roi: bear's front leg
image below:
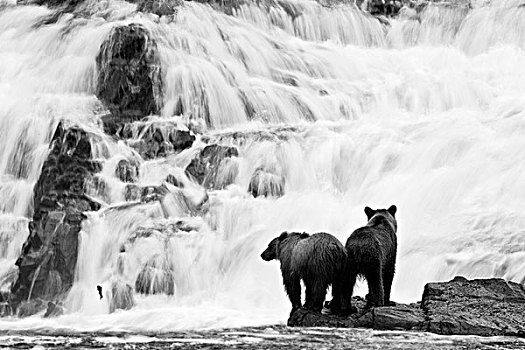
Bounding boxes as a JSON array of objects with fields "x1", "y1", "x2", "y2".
[
  {"x1": 284, "y1": 275, "x2": 302, "y2": 314},
  {"x1": 304, "y1": 281, "x2": 327, "y2": 313}
]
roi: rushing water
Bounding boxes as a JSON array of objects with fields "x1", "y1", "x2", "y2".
[{"x1": 0, "y1": 0, "x2": 525, "y2": 332}]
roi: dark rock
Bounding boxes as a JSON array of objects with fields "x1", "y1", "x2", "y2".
[
  {"x1": 17, "y1": 0, "x2": 83, "y2": 11},
  {"x1": 134, "y1": 0, "x2": 183, "y2": 16},
  {"x1": 0, "y1": 302, "x2": 12, "y2": 317},
  {"x1": 96, "y1": 24, "x2": 162, "y2": 135},
  {"x1": 109, "y1": 280, "x2": 135, "y2": 313},
  {"x1": 288, "y1": 277, "x2": 525, "y2": 337},
  {"x1": 135, "y1": 256, "x2": 175, "y2": 295},
  {"x1": 9, "y1": 123, "x2": 101, "y2": 313},
  {"x1": 364, "y1": 0, "x2": 403, "y2": 16},
  {"x1": 166, "y1": 174, "x2": 184, "y2": 188},
  {"x1": 124, "y1": 184, "x2": 169, "y2": 202},
  {"x1": 115, "y1": 159, "x2": 140, "y2": 183},
  {"x1": 248, "y1": 167, "x2": 285, "y2": 198},
  {"x1": 44, "y1": 301, "x2": 64, "y2": 317},
  {"x1": 17, "y1": 298, "x2": 46, "y2": 317},
  {"x1": 120, "y1": 121, "x2": 195, "y2": 159},
  {"x1": 288, "y1": 307, "x2": 357, "y2": 328},
  {"x1": 422, "y1": 277, "x2": 525, "y2": 337},
  {"x1": 185, "y1": 144, "x2": 239, "y2": 189}
]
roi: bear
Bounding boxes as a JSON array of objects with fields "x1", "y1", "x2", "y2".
[
  {"x1": 344, "y1": 205, "x2": 397, "y2": 309},
  {"x1": 261, "y1": 231, "x2": 348, "y2": 315}
]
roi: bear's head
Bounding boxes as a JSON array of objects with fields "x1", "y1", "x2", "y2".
[
  {"x1": 260, "y1": 232, "x2": 289, "y2": 261},
  {"x1": 364, "y1": 205, "x2": 397, "y2": 231}
]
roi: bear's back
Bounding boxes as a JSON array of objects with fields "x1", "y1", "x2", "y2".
[{"x1": 291, "y1": 232, "x2": 346, "y2": 280}]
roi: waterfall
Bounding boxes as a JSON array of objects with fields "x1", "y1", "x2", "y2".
[{"x1": 0, "y1": 0, "x2": 524, "y2": 332}]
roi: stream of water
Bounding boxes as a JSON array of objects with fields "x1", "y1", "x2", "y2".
[{"x1": 0, "y1": 0, "x2": 524, "y2": 332}]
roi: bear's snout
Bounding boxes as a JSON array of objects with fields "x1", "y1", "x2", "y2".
[{"x1": 261, "y1": 250, "x2": 274, "y2": 261}]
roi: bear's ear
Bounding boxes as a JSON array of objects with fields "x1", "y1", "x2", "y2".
[
  {"x1": 364, "y1": 206, "x2": 375, "y2": 219},
  {"x1": 388, "y1": 205, "x2": 397, "y2": 217},
  {"x1": 278, "y1": 232, "x2": 288, "y2": 241},
  {"x1": 299, "y1": 233, "x2": 309, "y2": 239}
]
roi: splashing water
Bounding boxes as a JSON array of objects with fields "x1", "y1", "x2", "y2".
[{"x1": 0, "y1": 0, "x2": 525, "y2": 332}]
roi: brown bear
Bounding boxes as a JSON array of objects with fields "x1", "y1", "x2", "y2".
[
  {"x1": 344, "y1": 205, "x2": 397, "y2": 309},
  {"x1": 261, "y1": 232, "x2": 348, "y2": 315}
]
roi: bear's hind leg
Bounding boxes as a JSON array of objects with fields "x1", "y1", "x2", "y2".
[
  {"x1": 383, "y1": 266, "x2": 395, "y2": 306},
  {"x1": 304, "y1": 281, "x2": 328, "y2": 313},
  {"x1": 365, "y1": 267, "x2": 384, "y2": 307}
]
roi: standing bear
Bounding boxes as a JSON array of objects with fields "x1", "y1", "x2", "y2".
[
  {"x1": 261, "y1": 232, "x2": 348, "y2": 315},
  {"x1": 345, "y1": 205, "x2": 397, "y2": 309}
]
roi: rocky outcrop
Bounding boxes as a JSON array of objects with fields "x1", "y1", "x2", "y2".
[
  {"x1": 288, "y1": 277, "x2": 525, "y2": 337},
  {"x1": 422, "y1": 276, "x2": 525, "y2": 336},
  {"x1": 185, "y1": 145, "x2": 239, "y2": 190},
  {"x1": 120, "y1": 120, "x2": 195, "y2": 159},
  {"x1": 8, "y1": 123, "x2": 101, "y2": 316},
  {"x1": 96, "y1": 24, "x2": 162, "y2": 135}
]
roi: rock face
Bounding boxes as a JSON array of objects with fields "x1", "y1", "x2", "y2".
[
  {"x1": 185, "y1": 145, "x2": 239, "y2": 190},
  {"x1": 120, "y1": 121, "x2": 195, "y2": 159},
  {"x1": 289, "y1": 277, "x2": 525, "y2": 337},
  {"x1": 96, "y1": 24, "x2": 162, "y2": 135},
  {"x1": 9, "y1": 123, "x2": 101, "y2": 316}
]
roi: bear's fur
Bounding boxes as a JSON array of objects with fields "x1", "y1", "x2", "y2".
[
  {"x1": 344, "y1": 205, "x2": 397, "y2": 308},
  {"x1": 261, "y1": 232, "x2": 348, "y2": 314}
]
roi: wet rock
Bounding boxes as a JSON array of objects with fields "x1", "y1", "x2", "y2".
[
  {"x1": 17, "y1": 0, "x2": 83, "y2": 10},
  {"x1": 120, "y1": 121, "x2": 195, "y2": 159},
  {"x1": 115, "y1": 159, "x2": 140, "y2": 183},
  {"x1": 288, "y1": 307, "x2": 357, "y2": 328},
  {"x1": 109, "y1": 280, "x2": 135, "y2": 313},
  {"x1": 134, "y1": 0, "x2": 183, "y2": 16},
  {"x1": 362, "y1": 0, "x2": 404, "y2": 16},
  {"x1": 17, "y1": 298, "x2": 46, "y2": 317},
  {"x1": 9, "y1": 123, "x2": 101, "y2": 313},
  {"x1": 96, "y1": 24, "x2": 162, "y2": 135},
  {"x1": 185, "y1": 144, "x2": 239, "y2": 189},
  {"x1": 248, "y1": 167, "x2": 285, "y2": 198},
  {"x1": 0, "y1": 302, "x2": 11, "y2": 317},
  {"x1": 135, "y1": 255, "x2": 175, "y2": 295},
  {"x1": 124, "y1": 184, "x2": 169, "y2": 202},
  {"x1": 44, "y1": 301, "x2": 64, "y2": 317},
  {"x1": 289, "y1": 277, "x2": 525, "y2": 337},
  {"x1": 166, "y1": 174, "x2": 184, "y2": 188}
]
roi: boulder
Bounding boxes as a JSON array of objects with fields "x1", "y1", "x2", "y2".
[
  {"x1": 109, "y1": 280, "x2": 135, "y2": 313},
  {"x1": 248, "y1": 167, "x2": 285, "y2": 198},
  {"x1": 115, "y1": 158, "x2": 140, "y2": 183},
  {"x1": 9, "y1": 123, "x2": 101, "y2": 315},
  {"x1": 422, "y1": 276, "x2": 525, "y2": 337},
  {"x1": 124, "y1": 184, "x2": 169, "y2": 202},
  {"x1": 120, "y1": 121, "x2": 195, "y2": 159},
  {"x1": 96, "y1": 24, "x2": 162, "y2": 135},
  {"x1": 135, "y1": 255, "x2": 175, "y2": 295},
  {"x1": 288, "y1": 277, "x2": 525, "y2": 337},
  {"x1": 134, "y1": 0, "x2": 183, "y2": 16},
  {"x1": 185, "y1": 144, "x2": 239, "y2": 189}
]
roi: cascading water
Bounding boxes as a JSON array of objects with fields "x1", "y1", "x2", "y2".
[{"x1": 0, "y1": 0, "x2": 524, "y2": 333}]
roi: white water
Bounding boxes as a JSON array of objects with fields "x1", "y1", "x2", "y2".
[{"x1": 0, "y1": 0, "x2": 525, "y2": 332}]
